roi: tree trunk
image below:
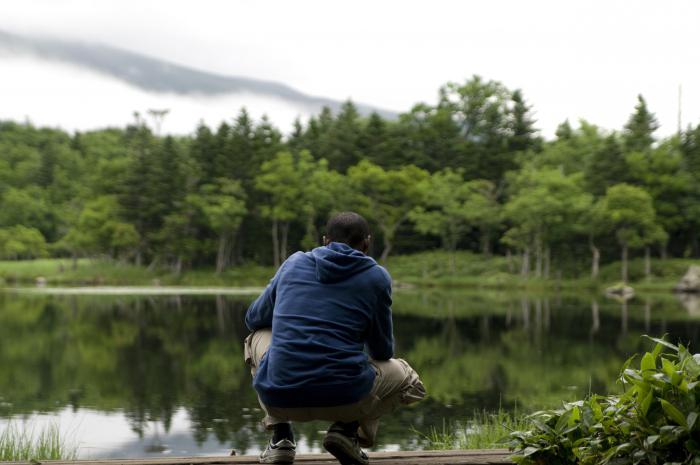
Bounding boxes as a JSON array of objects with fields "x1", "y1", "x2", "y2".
[
  {"x1": 521, "y1": 247, "x2": 530, "y2": 278},
  {"x1": 174, "y1": 255, "x2": 183, "y2": 277},
  {"x1": 535, "y1": 235, "x2": 543, "y2": 278},
  {"x1": 621, "y1": 243, "x2": 629, "y2": 284},
  {"x1": 481, "y1": 233, "x2": 491, "y2": 256},
  {"x1": 280, "y1": 222, "x2": 290, "y2": 263},
  {"x1": 506, "y1": 249, "x2": 514, "y2": 274},
  {"x1": 590, "y1": 299, "x2": 600, "y2": 336},
  {"x1": 380, "y1": 235, "x2": 393, "y2": 263},
  {"x1": 644, "y1": 246, "x2": 651, "y2": 281},
  {"x1": 216, "y1": 233, "x2": 228, "y2": 273},
  {"x1": 543, "y1": 247, "x2": 551, "y2": 279},
  {"x1": 590, "y1": 241, "x2": 600, "y2": 279},
  {"x1": 271, "y1": 219, "x2": 280, "y2": 268}
]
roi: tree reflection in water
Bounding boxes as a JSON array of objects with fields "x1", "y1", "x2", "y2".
[{"x1": 0, "y1": 290, "x2": 699, "y2": 455}]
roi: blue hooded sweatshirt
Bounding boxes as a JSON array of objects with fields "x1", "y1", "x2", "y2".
[{"x1": 245, "y1": 242, "x2": 394, "y2": 408}]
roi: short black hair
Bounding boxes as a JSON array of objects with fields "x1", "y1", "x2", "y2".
[{"x1": 325, "y1": 212, "x2": 370, "y2": 249}]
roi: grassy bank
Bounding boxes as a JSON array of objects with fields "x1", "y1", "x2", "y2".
[
  {"x1": 386, "y1": 250, "x2": 698, "y2": 293},
  {"x1": 423, "y1": 410, "x2": 526, "y2": 450},
  {"x1": 0, "y1": 251, "x2": 696, "y2": 291},
  {"x1": 0, "y1": 423, "x2": 78, "y2": 462},
  {"x1": 0, "y1": 258, "x2": 274, "y2": 287}
]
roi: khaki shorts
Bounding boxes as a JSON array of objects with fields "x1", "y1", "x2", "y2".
[{"x1": 244, "y1": 329, "x2": 426, "y2": 447}]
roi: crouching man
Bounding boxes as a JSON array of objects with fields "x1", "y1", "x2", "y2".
[{"x1": 244, "y1": 212, "x2": 425, "y2": 465}]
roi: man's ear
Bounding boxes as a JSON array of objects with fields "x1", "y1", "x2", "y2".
[
  {"x1": 362, "y1": 236, "x2": 371, "y2": 253},
  {"x1": 322, "y1": 235, "x2": 330, "y2": 246}
]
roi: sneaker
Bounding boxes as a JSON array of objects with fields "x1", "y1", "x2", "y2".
[
  {"x1": 259, "y1": 438, "x2": 296, "y2": 464},
  {"x1": 323, "y1": 428, "x2": 369, "y2": 465}
]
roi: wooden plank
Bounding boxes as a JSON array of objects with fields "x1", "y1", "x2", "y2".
[{"x1": 4, "y1": 450, "x2": 511, "y2": 465}]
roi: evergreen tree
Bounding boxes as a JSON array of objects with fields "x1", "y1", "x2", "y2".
[
  {"x1": 508, "y1": 89, "x2": 540, "y2": 152},
  {"x1": 623, "y1": 95, "x2": 659, "y2": 153},
  {"x1": 325, "y1": 101, "x2": 363, "y2": 172},
  {"x1": 584, "y1": 134, "x2": 629, "y2": 196},
  {"x1": 190, "y1": 123, "x2": 216, "y2": 184}
]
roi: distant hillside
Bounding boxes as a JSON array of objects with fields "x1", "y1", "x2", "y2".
[{"x1": 0, "y1": 29, "x2": 396, "y2": 119}]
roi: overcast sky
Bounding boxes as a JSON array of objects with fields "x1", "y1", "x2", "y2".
[{"x1": 1, "y1": 0, "x2": 699, "y2": 137}]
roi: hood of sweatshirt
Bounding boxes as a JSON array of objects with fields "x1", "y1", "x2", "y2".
[{"x1": 311, "y1": 242, "x2": 376, "y2": 283}]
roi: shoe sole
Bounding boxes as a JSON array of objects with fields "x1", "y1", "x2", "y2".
[
  {"x1": 323, "y1": 433, "x2": 369, "y2": 465},
  {"x1": 259, "y1": 448, "x2": 296, "y2": 464}
]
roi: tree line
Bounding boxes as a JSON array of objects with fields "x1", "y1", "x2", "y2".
[{"x1": 1, "y1": 75, "x2": 699, "y2": 281}]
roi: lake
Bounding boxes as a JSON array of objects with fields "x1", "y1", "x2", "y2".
[{"x1": 1, "y1": 288, "x2": 699, "y2": 458}]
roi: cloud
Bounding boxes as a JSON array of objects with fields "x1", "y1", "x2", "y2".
[
  {"x1": 1, "y1": 0, "x2": 699, "y2": 136},
  {"x1": 0, "y1": 56, "x2": 307, "y2": 134}
]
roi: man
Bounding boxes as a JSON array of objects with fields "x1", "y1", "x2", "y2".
[{"x1": 244, "y1": 211, "x2": 425, "y2": 465}]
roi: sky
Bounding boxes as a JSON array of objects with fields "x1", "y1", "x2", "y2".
[{"x1": 1, "y1": 0, "x2": 699, "y2": 137}]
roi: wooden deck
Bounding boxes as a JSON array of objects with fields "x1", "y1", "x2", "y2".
[{"x1": 6, "y1": 450, "x2": 511, "y2": 465}]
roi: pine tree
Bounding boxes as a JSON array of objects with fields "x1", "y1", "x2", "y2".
[
  {"x1": 190, "y1": 123, "x2": 216, "y2": 184},
  {"x1": 509, "y1": 89, "x2": 539, "y2": 152},
  {"x1": 623, "y1": 95, "x2": 659, "y2": 153},
  {"x1": 326, "y1": 101, "x2": 363, "y2": 172}
]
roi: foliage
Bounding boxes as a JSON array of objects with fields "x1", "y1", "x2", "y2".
[
  {"x1": 0, "y1": 77, "x2": 699, "y2": 268},
  {"x1": 508, "y1": 337, "x2": 700, "y2": 465},
  {"x1": 424, "y1": 410, "x2": 529, "y2": 450},
  {"x1": 0, "y1": 225, "x2": 48, "y2": 259},
  {"x1": 348, "y1": 160, "x2": 430, "y2": 261}
]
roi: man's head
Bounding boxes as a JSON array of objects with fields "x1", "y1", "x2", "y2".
[{"x1": 323, "y1": 211, "x2": 371, "y2": 253}]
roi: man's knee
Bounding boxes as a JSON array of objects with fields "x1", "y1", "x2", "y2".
[{"x1": 370, "y1": 358, "x2": 426, "y2": 404}]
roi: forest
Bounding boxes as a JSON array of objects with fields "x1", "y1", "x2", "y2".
[{"x1": 1, "y1": 75, "x2": 699, "y2": 281}]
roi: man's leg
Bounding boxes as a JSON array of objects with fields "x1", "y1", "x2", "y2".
[
  {"x1": 244, "y1": 330, "x2": 296, "y2": 463},
  {"x1": 356, "y1": 358, "x2": 426, "y2": 448}
]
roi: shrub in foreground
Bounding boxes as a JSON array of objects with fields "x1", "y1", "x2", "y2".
[{"x1": 508, "y1": 337, "x2": 700, "y2": 465}]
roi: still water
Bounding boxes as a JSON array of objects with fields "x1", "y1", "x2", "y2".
[{"x1": 1, "y1": 289, "x2": 699, "y2": 458}]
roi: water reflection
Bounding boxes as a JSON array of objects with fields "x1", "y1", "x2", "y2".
[{"x1": 0, "y1": 290, "x2": 699, "y2": 457}]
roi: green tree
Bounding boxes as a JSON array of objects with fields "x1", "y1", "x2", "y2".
[
  {"x1": 0, "y1": 226, "x2": 48, "y2": 259},
  {"x1": 410, "y1": 169, "x2": 473, "y2": 264},
  {"x1": 197, "y1": 179, "x2": 247, "y2": 273},
  {"x1": 584, "y1": 134, "x2": 629, "y2": 196},
  {"x1": 503, "y1": 167, "x2": 592, "y2": 278},
  {"x1": 622, "y1": 94, "x2": 659, "y2": 153},
  {"x1": 625, "y1": 138, "x2": 689, "y2": 258},
  {"x1": 325, "y1": 101, "x2": 364, "y2": 172},
  {"x1": 348, "y1": 161, "x2": 429, "y2": 262},
  {"x1": 62, "y1": 195, "x2": 139, "y2": 260},
  {"x1": 438, "y1": 75, "x2": 531, "y2": 181},
  {"x1": 599, "y1": 184, "x2": 666, "y2": 283},
  {"x1": 255, "y1": 151, "x2": 325, "y2": 267},
  {"x1": 409, "y1": 170, "x2": 500, "y2": 269}
]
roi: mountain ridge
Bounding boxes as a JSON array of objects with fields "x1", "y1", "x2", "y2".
[{"x1": 0, "y1": 29, "x2": 397, "y2": 119}]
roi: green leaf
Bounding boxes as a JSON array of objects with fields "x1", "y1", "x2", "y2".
[
  {"x1": 641, "y1": 352, "x2": 656, "y2": 372},
  {"x1": 660, "y1": 399, "x2": 688, "y2": 427},
  {"x1": 639, "y1": 390, "x2": 653, "y2": 417},
  {"x1": 688, "y1": 412, "x2": 698, "y2": 430},
  {"x1": 643, "y1": 335, "x2": 678, "y2": 352}
]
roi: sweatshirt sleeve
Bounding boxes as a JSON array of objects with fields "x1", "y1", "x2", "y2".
[
  {"x1": 245, "y1": 265, "x2": 283, "y2": 331},
  {"x1": 367, "y1": 273, "x2": 394, "y2": 361}
]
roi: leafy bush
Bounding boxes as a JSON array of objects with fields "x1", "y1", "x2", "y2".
[{"x1": 508, "y1": 337, "x2": 700, "y2": 465}]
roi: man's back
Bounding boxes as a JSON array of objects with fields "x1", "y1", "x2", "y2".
[{"x1": 245, "y1": 242, "x2": 394, "y2": 409}]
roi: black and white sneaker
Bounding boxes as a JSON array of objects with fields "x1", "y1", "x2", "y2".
[
  {"x1": 259, "y1": 438, "x2": 296, "y2": 464},
  {"x1": 323, "y1": 426, "x2": 369, "y2": 465}
]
